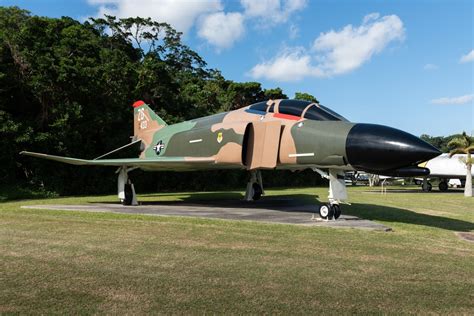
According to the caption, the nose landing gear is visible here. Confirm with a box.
[318,203,342,220]
[314,168,347,220]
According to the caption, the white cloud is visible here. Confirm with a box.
[423,63,438,70]
[460,49,474,63]
[250,13,405,81]
[312,13,404,76]
[241,0,307,23]
[88,0,306,50]
[249,49,322,81]
[87,0,222,33]
[197,12,245,51]
[431,94,474,105]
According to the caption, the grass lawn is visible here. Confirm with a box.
[1,186,473,314]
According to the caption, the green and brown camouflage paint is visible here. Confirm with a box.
[133,99,355,172]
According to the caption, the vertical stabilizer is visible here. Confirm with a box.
[132,100,167,148]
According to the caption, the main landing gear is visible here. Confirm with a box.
[421,178,448,192]
[422,177,432,192]
[244,170,264,201]
[438,180,448,192]
[314,168,348,220]
[118,167,138,206]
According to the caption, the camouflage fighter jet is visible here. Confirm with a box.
[21,99,440,219]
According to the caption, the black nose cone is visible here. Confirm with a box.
[346,124,441,172]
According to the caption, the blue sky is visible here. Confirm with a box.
[2,0,473,137]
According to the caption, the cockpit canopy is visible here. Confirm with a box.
[248,99,348,122]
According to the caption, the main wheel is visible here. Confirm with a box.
[252,183,262,201]
[123,183,133,206]
[422,182,432,192]
[333,204,341,220]
[438,181,448,192]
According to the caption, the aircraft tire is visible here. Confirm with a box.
[333,204,341,220]
[422,182,432,192]
[252,183,262,201]
[123,183,133,206]
[319,204,330,219]
[439,181,448,192]
[327,204,335,220]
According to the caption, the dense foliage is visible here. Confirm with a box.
[0,7,321,196]
[420,134,473,153]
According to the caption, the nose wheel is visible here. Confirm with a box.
[313,168,347,221]
[319,203,341,220]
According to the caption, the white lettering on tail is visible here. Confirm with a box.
[137,108,150,130]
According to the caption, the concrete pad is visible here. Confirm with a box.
[22,198,392,231]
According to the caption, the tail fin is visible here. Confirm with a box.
[133,100,167,144]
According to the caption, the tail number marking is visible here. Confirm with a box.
[137,108,150,130]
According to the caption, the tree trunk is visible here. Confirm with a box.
[465,161,472,197]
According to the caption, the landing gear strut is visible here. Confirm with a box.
[244,170,264,201]
[118,167,138,206]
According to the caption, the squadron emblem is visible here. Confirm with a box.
[217,132,223,143]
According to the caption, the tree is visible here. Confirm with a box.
[448,132,474,197]
[0,7,214,193]
[224,82,264,110]
[263,87,287,100]
[294,92,319,103]
[420,134,462,153]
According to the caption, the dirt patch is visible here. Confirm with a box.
[456,232,474,242]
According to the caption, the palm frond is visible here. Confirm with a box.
[462,131,473,146]
[449,148,466,157]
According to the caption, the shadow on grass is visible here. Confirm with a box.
[90,191,473,232]
[362,188,465,194]
[342,202,473,232]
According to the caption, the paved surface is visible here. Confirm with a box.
[22,198,392,231]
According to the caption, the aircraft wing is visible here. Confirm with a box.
[20,151,216,169]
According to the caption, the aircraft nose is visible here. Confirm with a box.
[345,123,441,172]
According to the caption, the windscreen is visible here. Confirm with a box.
[319,104,348,121]
[278,100,311,117]
[248,101,268,113]
[304,104,348,121]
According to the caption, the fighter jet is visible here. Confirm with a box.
[21,99,440,219]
